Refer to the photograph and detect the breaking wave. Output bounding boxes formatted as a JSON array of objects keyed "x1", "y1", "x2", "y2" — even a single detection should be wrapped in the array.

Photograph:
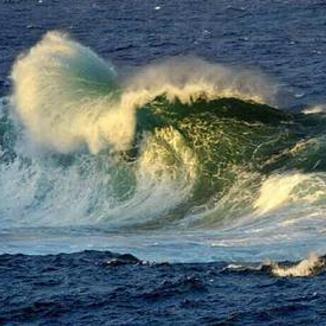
[
  {"x1": 1, "y1": 32, "x2": 326, "y2": 261},
  {"x1": 225, "y1": 253, "x2": 326, "y2": 277}
]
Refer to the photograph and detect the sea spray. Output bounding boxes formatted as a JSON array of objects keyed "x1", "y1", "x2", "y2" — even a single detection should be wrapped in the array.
[
  {"x1": 11, "y1": 32, "x2": 279, "y2": 155},
  {"x1": 11, "y1": 31, "x2": 134, "y2": 154}
]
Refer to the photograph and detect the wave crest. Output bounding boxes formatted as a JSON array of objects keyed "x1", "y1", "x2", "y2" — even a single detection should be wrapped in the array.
[{"x1": 11, "y1": 31, "x2": 278, "y2": 155}]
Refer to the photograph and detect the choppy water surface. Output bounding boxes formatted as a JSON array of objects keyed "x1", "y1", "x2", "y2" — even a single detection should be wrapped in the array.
[{"x1": 1, "y1": 1, "x2": 326, "y2": 325}]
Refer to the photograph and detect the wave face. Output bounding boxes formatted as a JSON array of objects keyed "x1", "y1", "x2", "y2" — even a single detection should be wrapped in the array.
[{"x1": 1, "y1": 32, "x2": 326, "y2": 261}]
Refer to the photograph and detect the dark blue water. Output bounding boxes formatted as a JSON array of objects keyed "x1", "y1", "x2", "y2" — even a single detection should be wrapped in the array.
[
  {"x1": 1, "y1": 251, "x2": 325, "y2": 325},
  {"x1": 1, "y1": 1, "x2": 326, "y2": 325}
]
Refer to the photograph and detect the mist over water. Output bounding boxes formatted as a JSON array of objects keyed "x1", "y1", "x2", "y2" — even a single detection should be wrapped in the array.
[{"x1": 0, "y1": 31, "x2": 326, "y2": 263}]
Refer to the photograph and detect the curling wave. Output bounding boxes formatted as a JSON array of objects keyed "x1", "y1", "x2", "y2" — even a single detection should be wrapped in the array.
[{"x1": 0, "y1": 32, "x2": 326, "y2": 261}]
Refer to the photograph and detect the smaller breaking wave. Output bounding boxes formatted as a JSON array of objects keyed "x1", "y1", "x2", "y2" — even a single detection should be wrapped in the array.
[
  {"x1": 224, "y1": 253, "x2": 326, "y2": 277},
  {"x1": 270, "y1": 253, "x2": 326, "y2": 277}
]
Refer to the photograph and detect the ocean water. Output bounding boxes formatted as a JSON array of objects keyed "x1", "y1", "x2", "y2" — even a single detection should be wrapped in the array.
[{"x1": 1, "y1": 0, "x2": 326, "y2": 325}]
